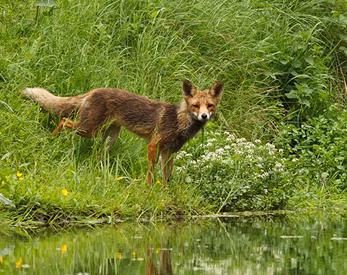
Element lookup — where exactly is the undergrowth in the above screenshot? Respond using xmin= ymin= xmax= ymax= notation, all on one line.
xmin=0 ymin=0 xmax=346 ymax=226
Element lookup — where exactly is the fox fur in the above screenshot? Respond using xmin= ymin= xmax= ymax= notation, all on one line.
xmin=23 ymin=80 xmax=223 ymax=184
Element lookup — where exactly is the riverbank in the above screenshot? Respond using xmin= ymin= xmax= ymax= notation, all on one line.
xmin=1 ymin=0 xmax=346 ymax=227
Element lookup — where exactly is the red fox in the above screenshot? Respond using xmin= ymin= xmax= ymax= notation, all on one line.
xmin=23 ymin=80 xmax=223 ymax=184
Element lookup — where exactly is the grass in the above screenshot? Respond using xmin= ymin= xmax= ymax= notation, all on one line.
xmin=0 ymin=0 xmax=346 ymax=226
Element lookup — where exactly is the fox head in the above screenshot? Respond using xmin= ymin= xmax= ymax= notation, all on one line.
xmin=182 ymin=80 xmax=223 ymax=123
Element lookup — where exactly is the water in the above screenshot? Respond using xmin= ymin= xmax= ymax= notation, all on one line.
xmin=0 ymin=212 xmax=346 ymax=274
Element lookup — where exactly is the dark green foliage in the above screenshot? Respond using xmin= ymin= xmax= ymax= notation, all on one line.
xmin=276 ymin=105 xmax=347 ymax=191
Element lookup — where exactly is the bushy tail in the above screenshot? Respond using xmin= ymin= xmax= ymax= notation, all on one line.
xmin=23 ymin=88 xmax=86 ymax=116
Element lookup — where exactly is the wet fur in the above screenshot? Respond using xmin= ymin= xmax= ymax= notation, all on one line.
xmin=23 ymin=81 xmax=223 ymax=184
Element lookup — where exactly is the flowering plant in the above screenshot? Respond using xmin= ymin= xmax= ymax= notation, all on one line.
xmin=176 ymin=131 xmax=291 ymax=211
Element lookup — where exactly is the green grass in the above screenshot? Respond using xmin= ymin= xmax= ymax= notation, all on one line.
xmin=0 ymin=0 xmax=346 ymax=226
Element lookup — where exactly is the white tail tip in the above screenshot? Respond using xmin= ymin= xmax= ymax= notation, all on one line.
xmin=23 ymin=87 xmax=33 ymax=96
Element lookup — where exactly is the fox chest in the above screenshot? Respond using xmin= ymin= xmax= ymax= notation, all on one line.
xmin=159 ymin=124 xmax=203 ymax=153
xmin=158 ymin=106 xmax=204 ymax=152
xmin=163 ymin=135 xmax=189 ymax=152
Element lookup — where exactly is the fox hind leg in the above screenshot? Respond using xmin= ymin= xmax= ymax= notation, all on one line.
xmin=52 ymin=117 xmax=92 ymax=137
xmin=52 ymin=118 xmax=75 ymax=136
xmin=102 ymin=123 xmax=121 ymax=151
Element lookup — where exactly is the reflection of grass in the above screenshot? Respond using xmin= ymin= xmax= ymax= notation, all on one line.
xmin=0 ymin=213 xmax=346 ymax=274
xmin=0 ymin=0 xmax=345 ymax=225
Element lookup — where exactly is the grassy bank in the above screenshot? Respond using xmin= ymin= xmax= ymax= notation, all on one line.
xmin=0 ymin=0 xmax=346 ymax=226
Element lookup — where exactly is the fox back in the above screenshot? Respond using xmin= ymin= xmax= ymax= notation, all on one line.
xmin=23 ymin=80 xmax=223 ymax=184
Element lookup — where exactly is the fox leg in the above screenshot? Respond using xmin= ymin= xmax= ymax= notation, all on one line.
xmin=52 ymin=117 xmax=92 ymax=137
xmin=102 ymin=123 xmax=121 ymax=151
xmin=52 ymin=118 xmax=75 ymax=136
xmin=161 ymin=151 xmax=174 ymax=184
xmin=146 ymin=137 xmax=159 ymax=185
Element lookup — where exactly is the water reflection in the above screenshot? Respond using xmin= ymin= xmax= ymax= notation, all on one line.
xmin=0 ymin=211 xmax=346 ymax=274
xmin=146 ymin=248 xmax=173 ymax=275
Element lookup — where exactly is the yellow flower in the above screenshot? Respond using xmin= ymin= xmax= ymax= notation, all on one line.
xmin=116 ymin=176 xmax=125 ymax=181
xmin=61 ymin=188 xmax=69 ymax=197
xmin=60 ymin=244 xmax=68 ymax=256
xmin=16 ymin=171 xmax=24 ymax=180
xmin=115 ymin=252 xmax=122 ymax=260
xmin=15 ymin=257 xmax=22 ymax=269
xmin=0 ymin=256 xmax=3 ymax=263
xmin=131 ymin=251 xmax=136 ymax=258
xmin=156 ymin=179 xmax=161 ymax=185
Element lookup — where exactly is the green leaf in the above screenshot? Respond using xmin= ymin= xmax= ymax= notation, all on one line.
xmin=285 ymin=91 xmax=298 ymax=99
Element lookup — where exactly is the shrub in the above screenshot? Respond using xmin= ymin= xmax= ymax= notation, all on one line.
xmin=176 ymin=131 xmax=291 ymax=212
xmin=275 ymin=106 xmax=347 ymax=191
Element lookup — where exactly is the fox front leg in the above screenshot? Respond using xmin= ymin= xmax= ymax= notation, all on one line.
xmin=160 ymin=151 xmax=174 ymax=184
xmin=146 ymin=138 xmax=159 ymax=185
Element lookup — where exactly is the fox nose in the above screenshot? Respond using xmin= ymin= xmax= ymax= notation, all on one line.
xmin=201 ymin=113 xmax=208 ymax=120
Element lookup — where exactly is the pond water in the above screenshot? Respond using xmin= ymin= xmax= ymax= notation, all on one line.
xmin=0 ymin=211 xmax=346 ymax=274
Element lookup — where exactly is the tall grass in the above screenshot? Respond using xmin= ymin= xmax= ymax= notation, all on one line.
xmin=0 ymin=0 xmax=345 ymax=225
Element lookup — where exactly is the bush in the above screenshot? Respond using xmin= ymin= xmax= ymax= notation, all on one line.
xmin=275 ymin=106 xmax=347 ymax=191
xmin=176 ymin=131 xmax=291 ymax=212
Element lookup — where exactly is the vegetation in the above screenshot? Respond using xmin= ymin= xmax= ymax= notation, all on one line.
xmin=176 ymin=131 xmax=291 ymax=211
xmin=0 ymin=0 xmax=346 ymax=226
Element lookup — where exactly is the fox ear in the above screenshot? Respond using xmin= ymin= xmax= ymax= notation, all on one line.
xmin=209 ymin=81 xmax=224 ymax=98
xmin=182 ymin=79 xmax=197 ymax=97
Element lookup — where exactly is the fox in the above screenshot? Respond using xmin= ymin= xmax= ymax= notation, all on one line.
xmin=23 ymin=80 xmax=223 ymax=184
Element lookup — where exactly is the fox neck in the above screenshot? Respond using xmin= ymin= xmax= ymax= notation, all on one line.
xmin=177 ymin=101 xmax=205 ymax=139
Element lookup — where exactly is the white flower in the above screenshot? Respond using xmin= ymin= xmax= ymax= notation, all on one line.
xmin=258 ymin=172 xmax=269 ymax=179
xmin=226 ymin=132 xmax=236 ymax=140
xmin=206 ymin=142 xmax=213 ymax=148
xmin=215 ymin=175 xmax=221 ymax=181
xmin=275 ymin=162 xmax=283 ymax=168
xmin=321 ymin=172 xmax=329 ymax=179
xmin=274 ymin=162 xmax=284 ymax=172
xmin=236 ymin=138 xmax=247 ymax=143
xmin=216 ymin=148 xmax=225 ymax=155
xmin=265 ymin=143 xmax=277 ymax=155
xmin=189 ymin=160 xmax=197 ymax=165
xmin=176 ymin=167 xmax=183 ymax=173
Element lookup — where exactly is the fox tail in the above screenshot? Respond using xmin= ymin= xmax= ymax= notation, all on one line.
xmin=23 ymin=87 xmax=86 ymax=116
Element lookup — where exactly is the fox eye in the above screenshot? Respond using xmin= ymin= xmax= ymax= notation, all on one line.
xmin=192 ymin=104 xmax=200 ymax=108
xmin=207 ymin=104 xmax=214 ymax=108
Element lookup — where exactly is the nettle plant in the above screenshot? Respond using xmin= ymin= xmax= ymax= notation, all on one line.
xmin=176 ymin=131 xmax=291 ymax=211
